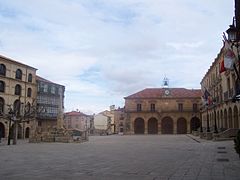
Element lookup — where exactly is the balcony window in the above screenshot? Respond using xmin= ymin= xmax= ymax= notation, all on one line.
xmin=43 ymin=84 xmax=48 ymax=93
xmin=15 ymin=69 xmax=22 ymax=80
xmin=0 ymin=64 xmax=6 ymax=76
xmin=13 ymin=99 xmax=21 ymax=115
xmin=28 ymin=73 xmax=32 ymax=82
xmin=0 ymin=81 xmax=5 ymax=92
xmin=178 ymin=103 xmax=183 ymax=112
xmin=0 ymin=97 xmax=4 ymax=115
xmin=51 ymin=86 xmax=56 ymax=94
xmin=150 ymin=103 xmax=155 ymax=112
xmin=137 ymin=104 xmax=142 ymax=112
xmin=15 ymin=84 xmax=21 ymax=95
xmin=193 ymin=103 xmax=198 ymax=112
xmin=27 ymin=88 xmax=32 ymax=97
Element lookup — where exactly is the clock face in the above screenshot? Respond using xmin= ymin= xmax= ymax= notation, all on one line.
xmin=165 ymin=89 xmax=170 ymax=95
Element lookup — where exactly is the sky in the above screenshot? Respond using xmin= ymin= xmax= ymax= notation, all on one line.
xmin=0 ymin=0 xmax=235 ymax=114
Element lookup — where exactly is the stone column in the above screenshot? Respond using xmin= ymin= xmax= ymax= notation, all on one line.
xmin=173 ymin=118 xmax=177 ymax=134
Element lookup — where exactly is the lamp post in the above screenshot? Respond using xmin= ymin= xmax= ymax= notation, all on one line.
xmin=213 ymin=103 xmax=218 ymax=133
xmin=200 ymin=108 xmax=203 ymax=133
xmin=7 ymin=107 xmax=14 ymax=145
xmin=206 ymin=106 xmax=210 ymax=132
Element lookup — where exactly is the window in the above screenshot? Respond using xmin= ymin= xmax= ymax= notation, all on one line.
xmin=193 ymin=103 xmax=198 ymax=112
xmin=25 ymin=102 xmax=31 ymax=114
xmin=28 ymin=73 xmax=32 ymax=82
xmin=0 ymin=81 xmax=5 ymax=92
xmin=0 ymin=64 xmax=6 ymax=76
xmin=150 ymin=103 xmax=155 ymax=112
xmin=55 ymin=87 xmax=59 ymax=95
xmin=13 ymin=99 xmax=21 ymax=115
xmin=51 ymin=86 xmax=56 ymax=94
xmin=15 ymin=84 xmax=21 ymax=95
xmin=15 ymin=69 xmax=22 ymax=80
xmin=27 ymin=88 xmax=32 ymax=97
xmin=178 ymin=103 xmax=183 ymax=112
xmin=137 ymin=104 xmax=142 ymax=112
xmin=44 ymin=84 xmax=48 ymax=93
xmin=38 ymin=121 xmax=42 ymax=127
xmin=0 ymin=97 xmax=4 ymax=115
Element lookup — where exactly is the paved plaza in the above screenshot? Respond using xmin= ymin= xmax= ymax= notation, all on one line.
xmin=0 ymin=135 xmax=240 ymax=180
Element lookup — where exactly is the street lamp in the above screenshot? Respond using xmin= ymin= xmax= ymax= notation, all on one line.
xmin=226 ymin=23 xmax=238 ymax=41
xmin=7 ymin=107 xmax=14 ymax=145
xmin=199 ymin=108 xmax=203 ymax=133
xmin=206 ymin=106 xmax=210 ymax=132
xmin=213 ymin=100 xmax=218 ymax=133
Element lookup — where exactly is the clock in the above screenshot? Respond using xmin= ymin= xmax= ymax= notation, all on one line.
xmin=165 ymin=89 xmax=170 ymax=95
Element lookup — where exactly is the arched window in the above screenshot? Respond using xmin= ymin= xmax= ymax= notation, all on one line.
xmin=0 ymin=64 xmax=6 ymax=76
xmin=15 ymin=84 xmax=21 ymax=95
xmin=0 ymin=81 xmax=5 ymax=92
xmin=25 ymin=102 xmax=31 ymax=114
xmin=28 ymin=73 xmax=32 ymax=82
xmin=27 ymin=88 xmax=32 ymax=97
xmin=13 ymin=99 xmax=21 ymax=115
xmin=0 ymin=97 xmax=5 ymax=115
xmin=15 ymin=69 xmax=22 ymax=80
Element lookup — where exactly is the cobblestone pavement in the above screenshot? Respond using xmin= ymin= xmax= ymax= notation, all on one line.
xmin=0 ymin=135 xmax=240 ymax=180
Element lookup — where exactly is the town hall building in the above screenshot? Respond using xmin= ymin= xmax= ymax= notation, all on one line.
xmin=122 ymin=79 xmax=202 ymax=135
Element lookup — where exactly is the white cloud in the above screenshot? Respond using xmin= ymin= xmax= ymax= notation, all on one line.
xmin=0 ymin=0 xmax=234 ymax=113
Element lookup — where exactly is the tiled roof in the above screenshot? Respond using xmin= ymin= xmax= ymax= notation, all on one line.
xmin=65 ymin=111 xmax=88 ymax=116
xmin=125 ymin=88 xmax=202 ymax=99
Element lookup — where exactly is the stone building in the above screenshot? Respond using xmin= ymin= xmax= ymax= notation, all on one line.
xmin=200 ymin=0 xmax=240 ymax=136
xmin=123 ymin=87 xmax=202 ymax=135
xmin=0 ymin=55 xmax=37 ymax=140
xmin=35 ymin=76 xmax=65 ymax=133
xmin=64 ymin=111 xmax=94 ymax=135
xmin=94 ymin=112 xmax=112 ymax=135
xmin=114 ymin=107 xmax=125 ymax=134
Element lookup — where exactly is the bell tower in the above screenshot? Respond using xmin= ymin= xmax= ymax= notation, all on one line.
xmin=163 ymin=76 xmax=169 ymax=88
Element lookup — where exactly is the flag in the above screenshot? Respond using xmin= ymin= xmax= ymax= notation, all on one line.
xmin=203 ymin=88 xmax=212 ymax=106
xmin=203 ymin=88 xmax=210 ymax=101
xmin=219 ymin=60 xmax=226 ymax=73
xmin=222 ymin=35 xmax=236 ymax=70
xmin=207 ymin=96 xmax=213 ymax=105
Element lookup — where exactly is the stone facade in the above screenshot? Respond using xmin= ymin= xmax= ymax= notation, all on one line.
xmin=0 ymin=55 xmax=37 ymax=140
xmin=201 ymin=45 xmax=240 ymax=132
xmin=122 ymin=88 xmax=202 ymax=135
xmin=114 ymin=108 xmax=125 ymax=134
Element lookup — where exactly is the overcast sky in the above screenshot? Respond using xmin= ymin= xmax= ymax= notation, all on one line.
xmin=0 ymin=0 xmax=235 ymax=114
